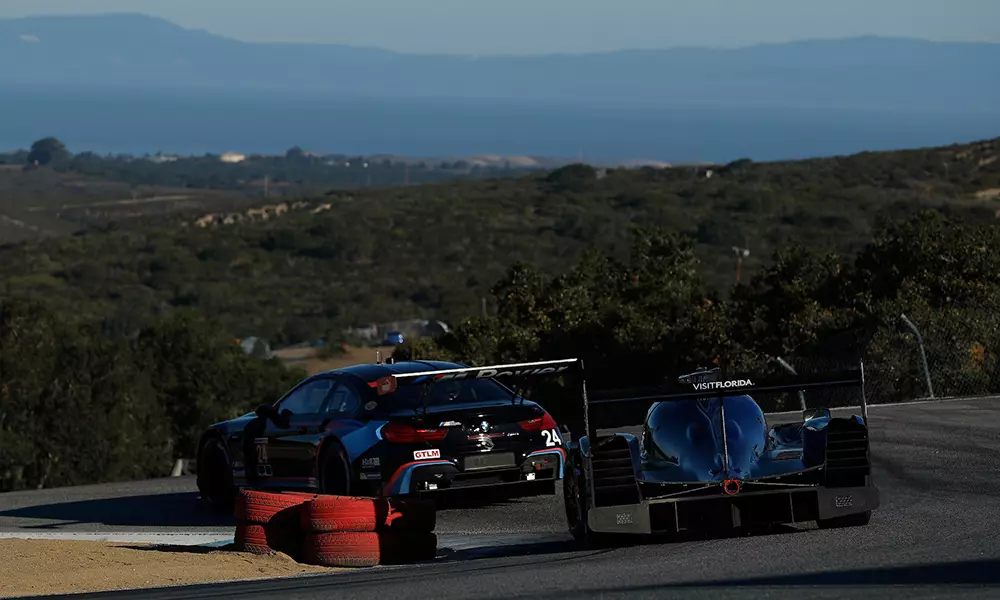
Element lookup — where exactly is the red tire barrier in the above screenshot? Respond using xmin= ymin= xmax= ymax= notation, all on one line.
xmin=300 ymin=531 xmax=438 ymax=567
xmin=301 ymin=495 xmax=437 ymax=533
xmin=300 ymin=495 xmax=387 ymax=532
xmin=235 ymin=489 xmax=316 ymax=526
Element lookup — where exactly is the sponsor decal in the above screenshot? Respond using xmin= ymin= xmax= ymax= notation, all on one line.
xmin=414 ymin=449 xmax=441 ymax=460
xmin=433 ymin=365 xmax=571 ymax=382
xmin=774 ymin=450 xmax=802 ymax=461
xmin=835 ymin=494 xmax=854 ymax=508
xmin=439 ymin=420 xmax=462 ymax=427
xmin=466 ymin=433 xmax=504 ymax=440
xmin=364 ymin=401 xmax=378 ymax=411
xmin=360 ymin=472 xmax=382 ymax=481
xmin=361 ymin=457 xmax=380 ymax=468
xmin=368 ymin=376 xmax=397 ymax=396
xmin=691 ymin=379 xmax=754 ymax=391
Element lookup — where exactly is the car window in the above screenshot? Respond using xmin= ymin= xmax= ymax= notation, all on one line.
xmin=325 ymin=381 xmax=362 ymax=417
xmin=276 ymin=378 xmax=336 ymax=415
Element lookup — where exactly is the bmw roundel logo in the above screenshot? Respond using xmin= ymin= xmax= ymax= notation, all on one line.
xmin=479 ymin=420 xmax=490 ymax=433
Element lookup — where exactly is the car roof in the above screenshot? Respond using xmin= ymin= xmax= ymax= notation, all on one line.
xmin=315 ymin=359 xmax=469 ymax=383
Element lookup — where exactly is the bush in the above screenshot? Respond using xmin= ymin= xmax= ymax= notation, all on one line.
xmin=0 ymin=298 xmax=305 ymax=492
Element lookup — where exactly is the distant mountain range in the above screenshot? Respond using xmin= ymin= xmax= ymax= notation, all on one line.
xmin=2 ymin=13 xmax=1000 ymax=114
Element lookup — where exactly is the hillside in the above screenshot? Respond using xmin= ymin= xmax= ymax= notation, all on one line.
xmin=1 ymin=136 xmax=998 ymax=347
xmin=1 ymin=14 xmax=999 ymax=114
xmin=0 ymin=142 xmax=547 ymax=243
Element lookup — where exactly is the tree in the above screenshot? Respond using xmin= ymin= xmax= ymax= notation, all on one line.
xmin=26 ymin=137 xmax=71 ymax=166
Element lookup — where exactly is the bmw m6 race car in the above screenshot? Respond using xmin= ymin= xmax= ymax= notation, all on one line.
xmin=196 ymin=359 xmax=571 ymax=507
xmin=562 ymin=362 xmax=880 ymax=545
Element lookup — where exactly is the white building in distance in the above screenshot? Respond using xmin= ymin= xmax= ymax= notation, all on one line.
xmin=220 ymin=152 xmax=247 ymax=164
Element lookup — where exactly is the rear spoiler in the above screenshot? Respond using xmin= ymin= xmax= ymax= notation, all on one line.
xmin=369 ymin=359 xmax=584 ymax=407
xmin=389 ymin=358 xmax=581 ymax=384
xmin=585 ymin=362 xmax=869 ymax=434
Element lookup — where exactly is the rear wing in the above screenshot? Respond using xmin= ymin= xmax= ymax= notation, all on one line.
xmin=387 ymin=359 xmax=581 ymax=385
xmin=585 ymin=362 xmax=869 ymax=438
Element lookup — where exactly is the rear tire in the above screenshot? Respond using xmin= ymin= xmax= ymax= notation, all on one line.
xmin=197 ymin=436 xmax=234 ymax=509
xmin=817 ymin=510 xmax=872 ymax=529
xmin=318 ymin=442 xmax=352 ymax=496
xmin=564 ymin=452 xmax=618 ymax=548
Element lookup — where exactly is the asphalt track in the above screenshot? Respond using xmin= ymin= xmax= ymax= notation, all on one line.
xmin=2 ymin=397 xmax=999 ymax=599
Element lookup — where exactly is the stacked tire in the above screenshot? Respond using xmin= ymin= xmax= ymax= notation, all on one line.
xmin=233 ymin=490 xmax=315 ymax=558
xmin=232 ymin=490 xmax=438 ymax=567
xmin=300 ymin=495 xmax=438 ymax=567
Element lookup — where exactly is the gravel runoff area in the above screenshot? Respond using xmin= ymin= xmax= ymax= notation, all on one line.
xmin=0 ymin=538 xmax=339 ymax=598
xmin=0 ymin=397 xmax=998 ymax=599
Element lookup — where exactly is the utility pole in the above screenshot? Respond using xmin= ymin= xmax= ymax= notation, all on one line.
xmin=732 ymin=246 xmax=750 ymax=284
xmin=264 ymin=175 xmax=269 ymax=199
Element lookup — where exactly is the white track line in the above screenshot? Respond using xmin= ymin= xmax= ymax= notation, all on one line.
xmin=0 ymin=531 xmax=233 ymax=546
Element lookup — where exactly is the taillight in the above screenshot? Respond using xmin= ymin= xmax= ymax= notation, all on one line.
xmin=519 ymin=412 xmax=558 ymax=431
xmin=382 ymin=422 xmax=448 ymax=443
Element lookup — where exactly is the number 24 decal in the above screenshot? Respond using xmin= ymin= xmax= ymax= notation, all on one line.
xmin=541 ymin=428 xmax=562 ymax=447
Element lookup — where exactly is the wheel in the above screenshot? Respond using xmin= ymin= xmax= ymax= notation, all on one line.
xmin=563 ymin=452 xmax=618 ymax=548
xmin=817 ymin=510 xmax=872 ymax=529
xmin=318 ymin=442 xmax=352 ymax=496
xmin=197 ymin=436 xmax=234 ymax=508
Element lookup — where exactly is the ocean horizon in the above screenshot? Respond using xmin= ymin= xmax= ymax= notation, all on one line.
xmin=2 ymin=85 xmax=998 ymax=163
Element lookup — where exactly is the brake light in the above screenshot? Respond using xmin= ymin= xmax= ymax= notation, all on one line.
xmin=382 ymin=422 xmax=448 ymax=443
xmin=519 ymin=412 xmax=558 ymax=432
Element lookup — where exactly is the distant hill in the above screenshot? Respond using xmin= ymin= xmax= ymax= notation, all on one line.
xmin=2 ymin=13 xmax=1000 ymax=114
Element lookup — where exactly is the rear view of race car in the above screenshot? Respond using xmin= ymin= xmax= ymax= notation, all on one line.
xmin=561 ymin=363 xmax=880 ymax=544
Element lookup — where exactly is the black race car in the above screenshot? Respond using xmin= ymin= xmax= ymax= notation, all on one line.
xmin=196 ymin=359 xmax=570 ymax=506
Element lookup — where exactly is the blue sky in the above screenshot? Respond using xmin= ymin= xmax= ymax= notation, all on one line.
xmin=2 ymin=0 xmax=998 ymax=54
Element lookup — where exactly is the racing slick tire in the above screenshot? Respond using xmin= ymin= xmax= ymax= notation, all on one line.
xmin=317 ymin=442 xmax=352 ymax=496
xmin=235 ymin=489 xmax=315 ymax=527
xmin=817 ymin=510 xmax=872 ymax=529
xmin=300 ymin=531 xmax=438 ymax=567
xmin=563 ymin=451 xmax=621 ymax=548
xmin=196 ymin=436 xmax=235 ymax=509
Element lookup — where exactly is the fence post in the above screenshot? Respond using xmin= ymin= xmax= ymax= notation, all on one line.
xmin=900 ymin=313 xmax=935 ymax=399
xmin=775 ymin=356 xmax=807 ymax=411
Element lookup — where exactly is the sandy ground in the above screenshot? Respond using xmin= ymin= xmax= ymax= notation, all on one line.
xmin=1 ymin=539 xmax=340 ymax=598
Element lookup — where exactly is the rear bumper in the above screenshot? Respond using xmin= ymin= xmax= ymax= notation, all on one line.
xmin=385 ymin=448 xmax=565 ymax=495
xmin=586 ymin=484 xmax=880 ymax=535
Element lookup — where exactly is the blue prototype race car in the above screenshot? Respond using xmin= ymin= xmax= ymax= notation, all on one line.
xmin=561 ymin=363 xmax=880 ymax=545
